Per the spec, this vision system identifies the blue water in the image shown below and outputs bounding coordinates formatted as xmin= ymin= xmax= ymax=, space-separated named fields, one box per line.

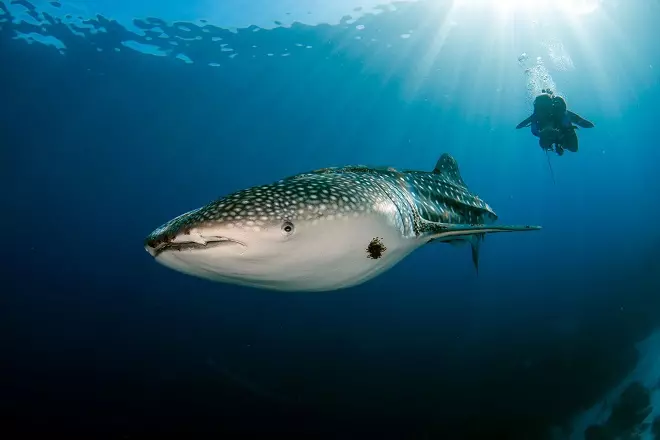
xmin=2 ymin=0 xmax=660 ymax=438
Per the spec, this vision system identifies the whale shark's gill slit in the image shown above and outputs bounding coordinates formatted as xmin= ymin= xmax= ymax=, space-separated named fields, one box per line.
xmin=374 ymin=171 xmax=420 ymax=238
xmin=357 ymin=171 xmax=412 ymax=238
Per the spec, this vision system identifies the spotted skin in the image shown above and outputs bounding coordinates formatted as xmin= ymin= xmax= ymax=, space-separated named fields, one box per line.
xmin=146 ymin=168 xmax=411 ymax=254
xmin=145 ymin=153 xmax=541 ymax=292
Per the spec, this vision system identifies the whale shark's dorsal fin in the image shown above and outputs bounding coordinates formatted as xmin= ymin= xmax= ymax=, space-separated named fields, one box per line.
xmin=432 ymin=153 xmax=467 ymax=187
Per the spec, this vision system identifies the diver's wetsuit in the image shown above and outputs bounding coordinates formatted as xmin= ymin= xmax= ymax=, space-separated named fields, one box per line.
xmin=516 ymin=90 xmax=594 ymax=155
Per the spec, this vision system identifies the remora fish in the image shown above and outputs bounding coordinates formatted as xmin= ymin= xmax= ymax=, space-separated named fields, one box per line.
xmin=144 ymin=153 xmax=540 ymax=292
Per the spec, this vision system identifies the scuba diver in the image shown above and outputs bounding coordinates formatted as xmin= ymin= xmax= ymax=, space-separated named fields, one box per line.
xmin=516 ymin=89 xmax=594 ymax=155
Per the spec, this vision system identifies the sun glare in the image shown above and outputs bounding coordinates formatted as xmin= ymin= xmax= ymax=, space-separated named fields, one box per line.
xmin=453 ymin=0 xmax=601 ymax=17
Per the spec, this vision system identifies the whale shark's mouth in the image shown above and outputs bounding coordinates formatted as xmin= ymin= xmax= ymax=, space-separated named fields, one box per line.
xmin=146 ymin=236 xmax=245 ymax=257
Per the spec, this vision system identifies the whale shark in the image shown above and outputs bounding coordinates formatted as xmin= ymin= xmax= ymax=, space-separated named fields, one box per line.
xmin=144 ymin=153 xmax=541 ymax=292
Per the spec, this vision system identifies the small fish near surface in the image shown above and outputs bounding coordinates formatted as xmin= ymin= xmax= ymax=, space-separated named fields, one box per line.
xmin=144 ymin=153 xmax=541 ymax=292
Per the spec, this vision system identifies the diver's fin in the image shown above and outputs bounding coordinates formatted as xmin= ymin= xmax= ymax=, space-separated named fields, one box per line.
xmin=516 ymin=115 xmax=534 ymax=129
xmin=567 ymin=111 xmax=594 ymax=128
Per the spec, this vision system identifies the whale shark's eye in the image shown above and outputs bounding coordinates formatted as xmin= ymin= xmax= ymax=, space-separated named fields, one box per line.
xmin=281 ymin=221 xmax=295 ymax=236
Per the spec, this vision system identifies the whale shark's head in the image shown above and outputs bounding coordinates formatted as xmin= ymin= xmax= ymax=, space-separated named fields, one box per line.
xmin=144 ymin=172 xmax=413 ymax=292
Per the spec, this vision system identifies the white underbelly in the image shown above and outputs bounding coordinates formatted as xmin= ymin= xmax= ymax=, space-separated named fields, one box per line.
xmin=155 ymin=214 xmax=420 ymax=293
xmin=280 ymin=216 xmax=419 ymax=292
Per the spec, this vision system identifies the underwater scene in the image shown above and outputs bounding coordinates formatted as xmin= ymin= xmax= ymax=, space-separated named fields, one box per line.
xmin=2 ymin=0 xmax=660 ymax=438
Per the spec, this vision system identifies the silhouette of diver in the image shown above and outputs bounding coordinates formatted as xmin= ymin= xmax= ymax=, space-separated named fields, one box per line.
xmin=516 ymin=89 xmax=594 ymax=155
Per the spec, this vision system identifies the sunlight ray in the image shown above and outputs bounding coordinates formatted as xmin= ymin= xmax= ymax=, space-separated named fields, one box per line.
xmin=402 ymin=2 xmax=461 ymax=98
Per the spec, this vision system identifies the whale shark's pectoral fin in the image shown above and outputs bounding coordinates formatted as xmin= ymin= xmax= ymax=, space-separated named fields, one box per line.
xmin=421 ymin=222 xmax=542 ymax=273
xmin=443 ymin=236 xmax=484 ymax=273
xmin=422 ymin=222 xmax=542 ymax=240
xmin=471 ymin=234 xmax=485 ymax=274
